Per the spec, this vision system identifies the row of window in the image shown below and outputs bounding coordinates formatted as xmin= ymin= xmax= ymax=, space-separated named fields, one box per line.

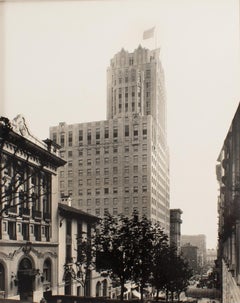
xmin=74 ymin=154 xmax=148 ymax=167
xmin=79 ymin=195 xmax=148 ymax=207
xmin=75 ymin=175 xmax=148 ymax=185
xmin=54 ymin=125 xmax=148 ymax=147
xmin=62 ymin=144 xmax=148 ymax=158
xmin=87 ymin=206 xmax=148 ymax=216
xmin=2 ymin=221 xmax=50 ymax=242
xmin=76 ymin=185 xmax=148 ymax=195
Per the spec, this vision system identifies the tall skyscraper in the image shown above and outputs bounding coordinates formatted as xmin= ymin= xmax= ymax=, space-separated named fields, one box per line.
xmin=50 ymin=45 xmax=170 ymax=232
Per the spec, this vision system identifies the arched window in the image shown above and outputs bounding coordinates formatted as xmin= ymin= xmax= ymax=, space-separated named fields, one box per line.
xmin=96 ymin=281 xmax=101 ymax=297
xmin=102 ymin=279 xmax=107 ymax=297
xmin=43 ymin=259 xmax=51 ymax=283
xmin=0 ymin=263 xmax=5 ymax=292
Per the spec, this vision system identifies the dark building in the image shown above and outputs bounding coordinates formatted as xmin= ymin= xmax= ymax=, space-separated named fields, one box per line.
xmin=216 ymin=103 xmax=240 ymax=302
xmin=170 ymin=208 xmax=182 ymax=253
xmin=181 ymin=243 xmax=198 ymax=274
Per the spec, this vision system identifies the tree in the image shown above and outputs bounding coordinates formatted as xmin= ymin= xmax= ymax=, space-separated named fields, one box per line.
xmin=128 ymin=212 xmax=168 ymax=302
xmin=94 ymin=213 xmax=133 ymax=301
xmin=153 ymin=246 xmax=192 ymax=302
xmin=94 ymin=211 xmax=169 ymax=302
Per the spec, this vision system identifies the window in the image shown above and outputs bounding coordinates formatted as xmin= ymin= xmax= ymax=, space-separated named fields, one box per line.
xmin=68 ymin=151 xmax=72 ymax=157
xmin=124 ymin=197 xmax=129 ymax=204
xmin=143 ymin=165 xmax=147 ymax=173
xmin=79 ymin=130 xmax=83 ymax=142
xmin=125 ymin=146 xmax=129 ymax=152
xmin=133 ymin=176 xmax=138 ymax=183
xmin=60 ymin=151 xmax=65 ymax=158
xmin=142 ymin=154 xmax=147 ymax=161
xmin=87 ymin=169 xmax=91 ymax=176
xmin=68 ymin=161 xmax=72 ymax=167
xmin=79 ymin=179 xmax=83 ymax=186
xmin=68 ymin=132 xmax=73 ymax=146
xmin=104 ymin=128 xmax=109 ymax=139
xmin=96 ymin=128 xmax=100 ymax=140
xmin=113 ymin=157 xmax=118 ymax=163
xmin=87 ymin=130 xmax=91 ymax=144
xmin=133 ymin=155 xmax=138 ymax=162
xmin=125 ymin=187 xmax=129 ymax=193
xmin=133 ymin=197 xmax=138 ymax=204
xmin=104 ymin=188 xmax=109 ymax=194
xmin=79 ymin=159 xmax=83 ymax=166
xmin=87 ymin=179 xmax=91 ymax=186
xmin=104 ymin=198 xmax=109 ymax=205
xmin=113 ymin=146 xmax=118 ymax=153
xmin=113 ymin=208 xmax=118 ymax=215
xmin=104 ymin=178 xmax=109 ymax=185
xmin=8 ymin=221 xmax=17 ymax=240
xmin=96 ymin=148 xmax=100 ymax=155
xmin=87 ymin=189 xmax=91 ymax=195
xmin=68 ymin=170 xmax=73 ymax=177
xmin=104 ymin=158 xmax=109 ymax=164
xmin=79 ymin=149 xmax=83 ymax=156
xmin=95 ymin=188 xmax=100 ymax=195
xmin=96 ymin=168 xmax=100 ymax=175
xmin=87 ymin=199 xmax=91 ymax=206
xmin=113 ymin=198 xmax=118 ymax=205
xmin=113 ymin=177 xmax=118 ymax=184
xmin=124 ymin=177 xmax=129 ymax=184
xmin=60 ymin=133 xmax=65 ymax=147
xmin=124 ymin=156 xmax=129 ymax=162
xmin=95 ymin=209 xmax=100 ymax=216
xmin=96 ymin=158 xmax=100 ymax=165
xmin=124 ymin=207 xmax=129 ymax=215
xmin=133 ymin=165 xmax=138 ymax=173
xmin=125 ymin=125 xmax=129 ymax=137
xmin=79 ymin=170 xmax=83 ymax=176
xmin=113 ymin=187 xmax=118 ymax=194
xmin=133 ymin=125 xmax=138 ymax=137
xmin=104 ymin=168 xmax=109 ymax=175
xmin=68 ymin=180 xmax=73 ymax=187
xmin=43 ymin=259 xmax=52 ymax=283
xmin=104 ymin=147 xmax=109 ymax=154
xmin=143 ymin=144 xmax=147 ymax=150
xmin=113 ymin=167 xmax=118 ymax=174
xmin=60 ymin=171 xmax=64 ymax=178
xmin=79 ymin=189 xmax=83 ymax=196
xmin=124 ymin=166 xmax=129 ymax=174
xmin=113 ymin=127 xmax=118 ymax=138
xmin=87 ymin=149 xmax=91 ymax=156
xmin=142 ymin=186 xmax=147 ymax=192
xmin=95 ymin=199 xmax=100 ymax=206
xmin=87 ymin=159 xmax=92 ymax=165
xmin=133 ymin=186 xmax=138 ymax=193
xmin=142 ymin=196 xmax=147 ymax=203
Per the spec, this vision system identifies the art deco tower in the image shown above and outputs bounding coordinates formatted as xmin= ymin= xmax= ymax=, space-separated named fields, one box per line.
xmin=50 ymin=45 xmax=170 ymax=233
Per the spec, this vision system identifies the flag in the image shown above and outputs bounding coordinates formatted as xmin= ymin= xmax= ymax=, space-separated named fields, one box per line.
xmin=143 ymin=27 xmax=155 ymax=40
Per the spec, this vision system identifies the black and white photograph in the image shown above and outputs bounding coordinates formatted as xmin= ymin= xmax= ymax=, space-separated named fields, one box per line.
xmin=0 ymin=0 xmax=239 ymax=302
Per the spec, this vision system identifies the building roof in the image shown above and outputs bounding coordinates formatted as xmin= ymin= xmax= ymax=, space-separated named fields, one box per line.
xmin=58 ymin=203 xmax=99 ymax=223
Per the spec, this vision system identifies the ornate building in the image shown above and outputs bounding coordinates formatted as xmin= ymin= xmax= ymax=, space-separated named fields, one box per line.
xmin=0 ymin=115 xmax=65 ymax=302
xmin=50 ymin=46 xmax=170 ymax=233
xmin=216 ymin=103 xmax=240 ymax=302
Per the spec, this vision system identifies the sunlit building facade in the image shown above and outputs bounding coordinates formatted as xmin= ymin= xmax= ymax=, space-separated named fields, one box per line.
xmin=50 ymin=46 xmax=170 ymax=232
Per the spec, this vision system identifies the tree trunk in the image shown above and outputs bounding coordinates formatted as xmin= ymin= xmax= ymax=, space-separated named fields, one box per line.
xmin=120 ymin=279 xmax=125 ymax=301
xmin=140 ymin=284 xmax=144 ymax=303
xmin=165 ymin=290 xmax=168 ymax=302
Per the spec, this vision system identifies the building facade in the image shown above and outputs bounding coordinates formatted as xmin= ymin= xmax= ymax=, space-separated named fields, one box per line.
xmin=50 ymin=46 xmax=170 ymax=232
xmin=181 ymin=243 xmax=198 ymax=274
xmin=170 ymin=208 xmax=182 ymax=253
xmin=0 ymin=115 xmax=65 ymax=302
xmin=181 ymin=234 xmax=207 ymax=268
xmin=216 ymin=103 xmax=240 ymax=302
xmin=57 ymin=197 xmax=109 ymax=298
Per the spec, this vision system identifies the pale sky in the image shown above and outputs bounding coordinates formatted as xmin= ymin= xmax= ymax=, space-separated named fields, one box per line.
xmin=2 ymin=0 xmax=240 ymax=248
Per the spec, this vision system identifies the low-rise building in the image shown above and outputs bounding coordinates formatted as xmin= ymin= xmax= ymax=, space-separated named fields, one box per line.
xmin=0 ymin=115 xmax=65 ymax=302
